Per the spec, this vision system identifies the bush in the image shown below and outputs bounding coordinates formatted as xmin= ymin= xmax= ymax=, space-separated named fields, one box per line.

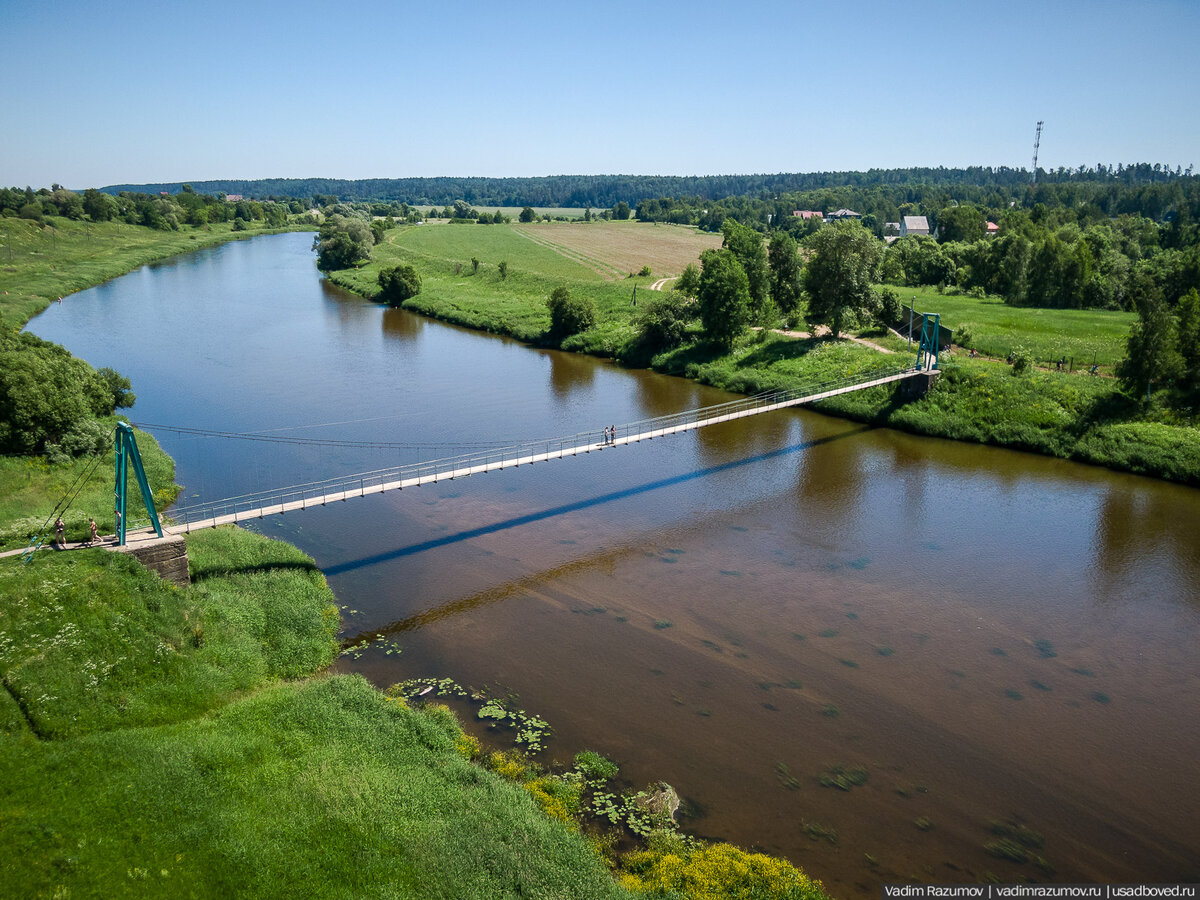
xmin=377 ymin=264 xmax=422 ymax=306
xmin=0 ymin=331 xmax=126 ymax=455
xmin=546 ymin=286 xmax=596 ymax=339
xmin=632 ymin=291 xmax=692 ymax=354
xmin=638 ymin=265 xmax=652 ymax=277
xmin=1011 ymin=346 xmax=1032 ymax=375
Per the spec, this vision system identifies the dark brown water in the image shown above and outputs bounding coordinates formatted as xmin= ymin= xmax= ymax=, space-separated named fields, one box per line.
xmin=29 ymin=233 xmax=1200 ymax=894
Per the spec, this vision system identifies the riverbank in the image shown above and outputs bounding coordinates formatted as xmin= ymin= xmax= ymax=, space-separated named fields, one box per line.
xmin=333 ymin=221 xmax=1200 ymax=486
xmin=0 ymin=529 xmax=637 ymax=898
xmin=1 ymin=223 xmax=834 ymax=897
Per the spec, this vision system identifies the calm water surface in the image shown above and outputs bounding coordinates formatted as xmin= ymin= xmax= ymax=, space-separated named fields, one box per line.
xmin=29 ymin=233 xmax=1200 ymax=893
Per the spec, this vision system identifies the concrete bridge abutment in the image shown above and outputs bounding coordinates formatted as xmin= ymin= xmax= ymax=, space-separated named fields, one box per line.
xmin=113 ymin=535 xmax=190 ymax=586
xmin=900 ymin=370 xmax=940 ymax=401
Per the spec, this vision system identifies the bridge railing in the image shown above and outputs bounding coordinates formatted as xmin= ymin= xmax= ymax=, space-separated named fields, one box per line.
xmin=167 ymin=364 xmax=918 ymax=529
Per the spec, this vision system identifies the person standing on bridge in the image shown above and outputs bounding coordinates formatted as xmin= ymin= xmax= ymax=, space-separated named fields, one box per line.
xmin=54 ymin=517 xmax=64 ymax=547
xmin=87 ymin=517 xmax=98 ymax=545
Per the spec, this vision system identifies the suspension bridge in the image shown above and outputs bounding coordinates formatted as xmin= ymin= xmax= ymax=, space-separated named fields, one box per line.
xmin=10 ymin=318 xmax=942 ymax=565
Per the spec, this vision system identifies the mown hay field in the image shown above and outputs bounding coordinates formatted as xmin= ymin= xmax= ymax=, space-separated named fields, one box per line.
xmin=512 ymin=220 xmax=722 ymax=281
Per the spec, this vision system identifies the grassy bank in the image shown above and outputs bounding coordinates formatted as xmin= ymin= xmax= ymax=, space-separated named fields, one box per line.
xmin=0 ymin=216 xmax=311 ymax=326
xmin=339 ymin=221 xmax=1199 ymax=485
xmin=0 ymin=529 xmax=634 ymax=898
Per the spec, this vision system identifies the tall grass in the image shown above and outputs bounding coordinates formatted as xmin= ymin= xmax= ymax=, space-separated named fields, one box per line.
xmin=0 ymin=527 xmax=338 ymax=739
xmin=0 ymin=676 xmax=631 ymax=899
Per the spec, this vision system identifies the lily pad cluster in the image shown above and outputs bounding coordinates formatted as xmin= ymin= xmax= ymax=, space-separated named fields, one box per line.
xmin=390 ymin=677 xmax=551 ymax=753
xmin=572 ymin=752 xmax=681 ymax=838
xmin=339 ymin=634 xmax=403 ymax=659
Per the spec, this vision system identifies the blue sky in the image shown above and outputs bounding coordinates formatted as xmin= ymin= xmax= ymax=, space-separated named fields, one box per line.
xmin=2 ymin=0 xmax=1197 ymax=188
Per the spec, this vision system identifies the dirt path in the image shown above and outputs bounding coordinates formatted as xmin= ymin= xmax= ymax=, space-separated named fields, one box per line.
xmin=648 ymin=277 xmax=674 ymax=291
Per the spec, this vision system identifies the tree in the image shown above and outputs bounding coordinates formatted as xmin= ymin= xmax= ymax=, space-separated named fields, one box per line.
xmin=697 ymin=249 xmax=751 ymax=350
xmin=1117 ymin=290 xmax=1183 ymax=400
xmin=316 ymin=214 xmax=374 ymax=270
xmin=877 ymin=286 xmax=901 ymax=326
xmin=767 ymin=231 xmax=802 ymax=316
xmin=633 ymin=291 xmax=692 ymax=353
xmin=936 ymin=204 xmax=985 ymax=243
xmin=377 ymin=264 xmax=422 ymax=306
xmin=676 ymin=263 xmax=700 ymax=298
xmin=546 ymin=286 xmax=596 ymax=338
xmin=519 ymin=206 xmax=535 ymax=223
xmin=721 ymin=219 xmax=769 ymax=317
xmin=613 ymin=201 xmax=631 ymax=220
xmin=1177 ymin=287 xmax=1200 ymax=393
xmin=803 ymin=221 xmax=883 ymax=338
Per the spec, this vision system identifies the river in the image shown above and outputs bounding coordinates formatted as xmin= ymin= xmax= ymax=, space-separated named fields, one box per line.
xmin=27 ymin=232 xmax=1200 ymax=893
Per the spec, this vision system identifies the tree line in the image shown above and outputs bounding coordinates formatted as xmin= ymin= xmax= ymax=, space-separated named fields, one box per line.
xmin=0 ymin=184 xmax=296 ymax=230
xmin=97 ymin=165 xmax=1195 ymax=211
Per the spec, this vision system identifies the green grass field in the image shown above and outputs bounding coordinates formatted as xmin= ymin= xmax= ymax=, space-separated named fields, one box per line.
xmin=899 ymin=286 xmax=1135 ymax=371
xmin=327 ymin=223 xmax=655 ymax=351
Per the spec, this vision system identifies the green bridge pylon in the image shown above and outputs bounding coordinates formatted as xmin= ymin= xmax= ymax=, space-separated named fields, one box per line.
xmin=916 ymin=312 xmax=941 ymax=371
xmin=115 ymin=422 xmax=163 ymax=546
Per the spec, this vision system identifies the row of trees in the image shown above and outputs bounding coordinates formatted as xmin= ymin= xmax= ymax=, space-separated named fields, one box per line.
xmin=0 ymin=185 xmax=295 ymax=230
xmin=881 ymin=211 xmax=1199 ymax=313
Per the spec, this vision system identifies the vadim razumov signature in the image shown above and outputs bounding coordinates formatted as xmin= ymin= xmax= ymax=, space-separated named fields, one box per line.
xmin=882 ymin=886 xmax=1198 ymax=900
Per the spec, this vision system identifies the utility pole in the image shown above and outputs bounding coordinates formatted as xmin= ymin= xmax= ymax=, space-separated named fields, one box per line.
xmin=1032 ymin=120 xmax=1044 ymax=184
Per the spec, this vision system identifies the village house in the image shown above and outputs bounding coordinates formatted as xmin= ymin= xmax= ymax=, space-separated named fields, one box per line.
xmin=900 ymin=215 xmax=930 ymax=237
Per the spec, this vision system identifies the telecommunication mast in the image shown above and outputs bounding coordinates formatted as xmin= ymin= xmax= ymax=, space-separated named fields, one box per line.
xmin=1032 ymin=120 xmax=1044 ymax=184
